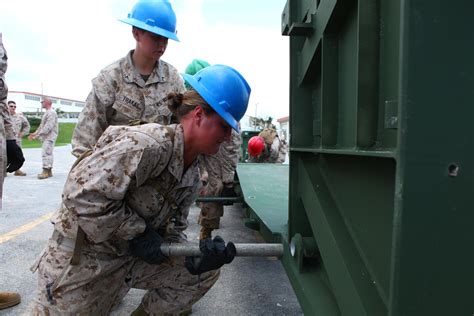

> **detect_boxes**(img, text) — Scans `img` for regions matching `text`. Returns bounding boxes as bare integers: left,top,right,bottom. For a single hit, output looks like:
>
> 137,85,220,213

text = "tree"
249,116,275,130
55,107,65,116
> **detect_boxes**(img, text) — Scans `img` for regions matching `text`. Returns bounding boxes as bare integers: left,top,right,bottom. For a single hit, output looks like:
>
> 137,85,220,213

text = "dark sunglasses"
8,105,16,108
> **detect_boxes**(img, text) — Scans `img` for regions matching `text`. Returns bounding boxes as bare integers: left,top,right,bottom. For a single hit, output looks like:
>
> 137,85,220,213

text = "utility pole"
254,102,259,130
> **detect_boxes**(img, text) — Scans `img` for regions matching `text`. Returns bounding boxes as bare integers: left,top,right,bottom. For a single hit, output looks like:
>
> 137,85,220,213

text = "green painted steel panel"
280,0,474,315
236,163,289,240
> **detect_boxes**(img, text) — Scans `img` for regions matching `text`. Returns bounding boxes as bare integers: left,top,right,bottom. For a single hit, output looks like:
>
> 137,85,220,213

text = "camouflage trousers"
41,139,55,169
199,162,224,230
31,238,219,315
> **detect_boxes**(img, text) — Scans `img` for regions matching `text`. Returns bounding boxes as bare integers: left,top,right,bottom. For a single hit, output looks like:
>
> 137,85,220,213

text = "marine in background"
28,98,58,179
185,59,242,240
71,0,185,157
248,127,287,163
0,32,25,311
8,100,30,176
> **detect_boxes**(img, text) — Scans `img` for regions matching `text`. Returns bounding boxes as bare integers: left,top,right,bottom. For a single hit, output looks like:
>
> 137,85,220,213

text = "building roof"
277,116,289,123
7,91,85,113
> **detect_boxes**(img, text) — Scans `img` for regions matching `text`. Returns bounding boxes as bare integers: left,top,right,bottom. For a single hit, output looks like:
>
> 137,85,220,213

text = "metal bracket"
288,22,314,36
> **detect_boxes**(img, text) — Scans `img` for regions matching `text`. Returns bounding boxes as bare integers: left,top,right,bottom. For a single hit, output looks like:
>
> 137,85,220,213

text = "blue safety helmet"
119,0,179,42
183,65,251,132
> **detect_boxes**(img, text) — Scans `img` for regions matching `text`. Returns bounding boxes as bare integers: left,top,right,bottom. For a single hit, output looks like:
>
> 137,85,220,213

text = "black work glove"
221,184,236,198
6,140,25,172
185,235,236,275
129,226,167,264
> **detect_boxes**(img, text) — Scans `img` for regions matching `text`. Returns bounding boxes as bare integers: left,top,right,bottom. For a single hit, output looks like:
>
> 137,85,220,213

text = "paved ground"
0,145,302,315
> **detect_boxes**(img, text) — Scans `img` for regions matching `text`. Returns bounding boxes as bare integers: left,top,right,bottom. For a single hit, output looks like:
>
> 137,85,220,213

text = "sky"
0,0,289,121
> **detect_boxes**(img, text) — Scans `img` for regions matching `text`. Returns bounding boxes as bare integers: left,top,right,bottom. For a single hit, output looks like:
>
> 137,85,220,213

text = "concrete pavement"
0,145,302,315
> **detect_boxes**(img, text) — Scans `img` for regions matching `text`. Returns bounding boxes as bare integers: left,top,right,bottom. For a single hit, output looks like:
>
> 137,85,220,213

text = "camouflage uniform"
71,50,185,157
249,128,287,163
35,108,58,169
199,130,241,232
11,113,30,147
31,124,219,315
0,34,16,207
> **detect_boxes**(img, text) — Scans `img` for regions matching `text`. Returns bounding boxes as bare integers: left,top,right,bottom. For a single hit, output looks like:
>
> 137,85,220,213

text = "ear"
193,106,204,127
132,28,142,41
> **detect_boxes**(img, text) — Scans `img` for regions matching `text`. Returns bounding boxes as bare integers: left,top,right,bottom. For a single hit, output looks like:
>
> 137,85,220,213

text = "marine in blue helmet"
31,65,251,315
71,0,186,158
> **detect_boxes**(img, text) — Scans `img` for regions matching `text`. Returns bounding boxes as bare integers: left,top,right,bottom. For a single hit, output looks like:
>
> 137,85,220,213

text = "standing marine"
28,98,58,179
8,100,30,176
71,0,185,157
0,32,25,311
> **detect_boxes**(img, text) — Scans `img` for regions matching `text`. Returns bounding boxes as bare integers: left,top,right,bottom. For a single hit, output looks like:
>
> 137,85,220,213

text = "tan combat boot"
47,168,53,177
0,291,21,310
199,227,213,240
14,169,26,176
37,168,51,179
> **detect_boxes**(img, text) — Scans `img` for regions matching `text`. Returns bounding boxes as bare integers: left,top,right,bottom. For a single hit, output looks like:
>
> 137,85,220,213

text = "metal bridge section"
276,0,474,315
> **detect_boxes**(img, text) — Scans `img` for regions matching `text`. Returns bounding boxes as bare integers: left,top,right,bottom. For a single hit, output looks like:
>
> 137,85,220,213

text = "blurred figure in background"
8,100,29,176
28,98,58,179
248,127,287,163
185,59,242,240
0,32,24,311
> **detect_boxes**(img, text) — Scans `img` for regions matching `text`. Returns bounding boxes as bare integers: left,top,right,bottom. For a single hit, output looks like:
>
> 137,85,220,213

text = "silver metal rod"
160,243,283,258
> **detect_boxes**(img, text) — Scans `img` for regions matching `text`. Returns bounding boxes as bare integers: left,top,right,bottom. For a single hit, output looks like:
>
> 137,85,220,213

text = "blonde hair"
167,90,214,121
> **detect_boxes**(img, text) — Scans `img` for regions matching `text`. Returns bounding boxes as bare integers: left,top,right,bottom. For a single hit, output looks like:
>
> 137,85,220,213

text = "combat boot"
37,168,51,179
0,291,21,310
14,169,26,176
47,168,53,177
199,227,213,240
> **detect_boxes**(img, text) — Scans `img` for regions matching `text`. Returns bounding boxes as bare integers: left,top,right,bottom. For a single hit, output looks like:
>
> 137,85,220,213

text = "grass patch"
22,123,76,148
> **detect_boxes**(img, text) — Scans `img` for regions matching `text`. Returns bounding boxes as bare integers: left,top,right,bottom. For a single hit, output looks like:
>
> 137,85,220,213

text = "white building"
277,115,289,141
7,91,85,120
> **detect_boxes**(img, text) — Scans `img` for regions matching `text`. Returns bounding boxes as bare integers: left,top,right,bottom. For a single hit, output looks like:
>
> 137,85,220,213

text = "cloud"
1,0,289,120
169,1,290,120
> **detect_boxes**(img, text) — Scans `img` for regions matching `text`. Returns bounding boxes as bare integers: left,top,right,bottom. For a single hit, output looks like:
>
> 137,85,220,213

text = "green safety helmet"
119,0,179,41
185,59,210,75
183,64,251,132
184,59,210,89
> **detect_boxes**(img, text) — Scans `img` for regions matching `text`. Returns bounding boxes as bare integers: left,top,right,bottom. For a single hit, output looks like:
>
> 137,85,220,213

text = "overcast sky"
0,0,289,120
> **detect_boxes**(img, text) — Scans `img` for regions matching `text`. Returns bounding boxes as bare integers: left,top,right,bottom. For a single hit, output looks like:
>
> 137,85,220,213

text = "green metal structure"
236,1,474,315
237,163,289,242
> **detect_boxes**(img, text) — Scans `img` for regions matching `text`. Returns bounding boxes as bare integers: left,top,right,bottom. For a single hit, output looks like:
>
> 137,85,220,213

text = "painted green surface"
236,163,289,240
280,0,474,315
